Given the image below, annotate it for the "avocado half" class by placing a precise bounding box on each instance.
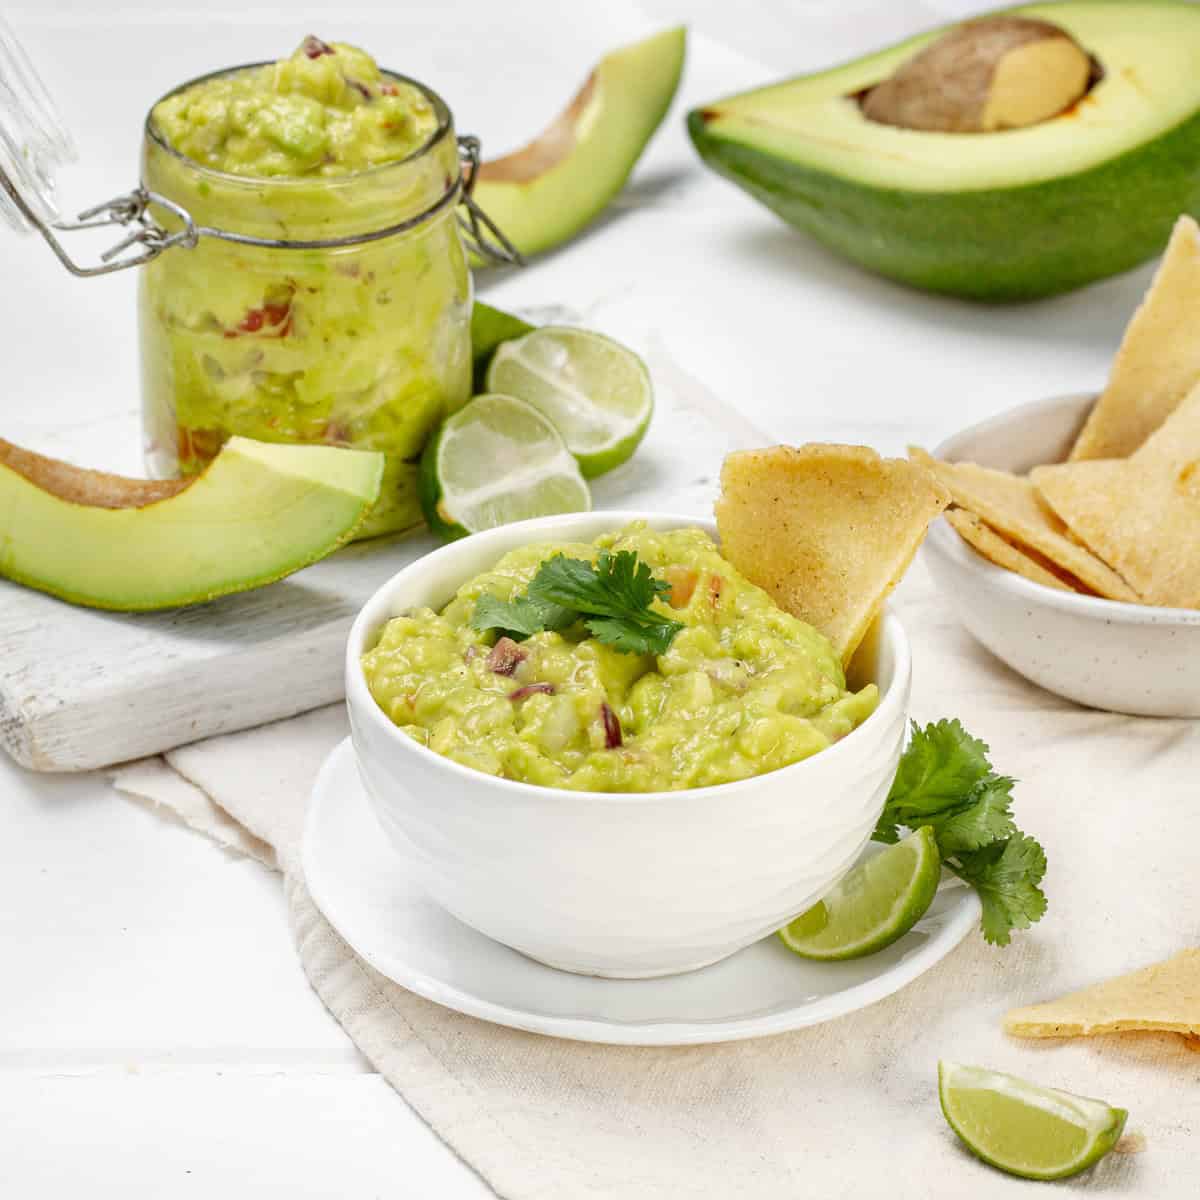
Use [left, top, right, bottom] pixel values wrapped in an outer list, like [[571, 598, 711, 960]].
[[0, 437, 383, 611], [472, 27, 686, 263], [688, 2, 1200, 300]]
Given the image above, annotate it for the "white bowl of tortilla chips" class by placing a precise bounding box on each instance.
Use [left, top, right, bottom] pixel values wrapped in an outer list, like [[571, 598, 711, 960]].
[[923, 391, 1200, 716], [921, 214, 1200, 716]]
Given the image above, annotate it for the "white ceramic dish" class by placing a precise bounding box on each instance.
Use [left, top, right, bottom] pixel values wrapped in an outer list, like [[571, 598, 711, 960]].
[[302, 739, 980, 1045], [345, 510, 911, 979], [924, 393, 1200, 717]]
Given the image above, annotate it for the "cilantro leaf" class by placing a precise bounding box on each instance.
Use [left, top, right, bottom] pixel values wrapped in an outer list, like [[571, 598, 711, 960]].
[[872, 812, 903, 845], [526, 551, 683, 655], [873, 719, 1047, 947], [469, 550, 683, 656], [929, 775, 1016, 856], [583, 613, 682, 657], [529, 551, 673, 619], [948, 833, 1047, 947], [470, 593, 575, 641], [878, 718, 992, 833]]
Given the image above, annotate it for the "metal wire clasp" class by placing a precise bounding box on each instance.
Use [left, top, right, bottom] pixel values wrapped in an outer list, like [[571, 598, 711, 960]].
[[457, 135, 524, 267], [2, 135, 522, 273], [0, 167, 197, 277]]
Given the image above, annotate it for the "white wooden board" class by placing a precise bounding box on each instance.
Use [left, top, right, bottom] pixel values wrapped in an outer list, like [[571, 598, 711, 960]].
[[0, 340, 764, 771]]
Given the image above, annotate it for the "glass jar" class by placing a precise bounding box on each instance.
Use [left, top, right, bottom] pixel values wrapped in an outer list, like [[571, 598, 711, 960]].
[[138, 67, 473, 539]]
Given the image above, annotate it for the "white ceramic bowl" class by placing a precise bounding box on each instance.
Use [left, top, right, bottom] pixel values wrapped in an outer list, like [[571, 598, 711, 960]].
[[924, 393, 1200, 717], [345, 511, 911, 979]]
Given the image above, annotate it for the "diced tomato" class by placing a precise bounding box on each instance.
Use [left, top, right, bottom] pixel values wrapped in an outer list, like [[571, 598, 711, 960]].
[[663, 565, 698, 609], [225, 297, 294, 339]]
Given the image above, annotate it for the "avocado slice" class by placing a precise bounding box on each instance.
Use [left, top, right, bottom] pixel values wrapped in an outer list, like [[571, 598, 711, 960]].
[[688, 2, 1200, 300], [0, 437, 384, 611], [472, 27, 686, 263]]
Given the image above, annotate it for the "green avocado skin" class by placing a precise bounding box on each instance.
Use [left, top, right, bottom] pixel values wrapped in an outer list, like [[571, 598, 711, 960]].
[[688, 107, 1200, 301]]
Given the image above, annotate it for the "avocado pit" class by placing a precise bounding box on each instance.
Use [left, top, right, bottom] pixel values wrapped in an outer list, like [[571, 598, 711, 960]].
[[859, 16, 1097, 133]]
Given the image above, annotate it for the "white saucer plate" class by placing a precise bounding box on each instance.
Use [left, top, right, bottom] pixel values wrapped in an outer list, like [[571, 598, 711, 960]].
[[302, 739, 981, 1046]]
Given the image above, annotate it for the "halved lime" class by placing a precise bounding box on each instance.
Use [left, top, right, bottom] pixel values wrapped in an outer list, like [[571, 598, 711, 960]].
[[778, 826, 940, 960], [939, 1061, 1128, 1181], [485, 326, 653, 478], [470, 301, 534, 392], [419, 393, 591, 542]]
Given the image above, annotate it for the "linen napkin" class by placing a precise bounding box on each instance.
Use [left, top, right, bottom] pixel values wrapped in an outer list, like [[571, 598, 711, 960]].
[[113, 567, 1199, 1199]]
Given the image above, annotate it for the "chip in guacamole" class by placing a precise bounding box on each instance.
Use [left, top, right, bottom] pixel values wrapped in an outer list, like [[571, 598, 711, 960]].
[[716, 444, 950, 664]]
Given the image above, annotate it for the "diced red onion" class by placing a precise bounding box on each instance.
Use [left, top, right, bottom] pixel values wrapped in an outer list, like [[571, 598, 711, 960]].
[[487, 637, 527, 676], [302, 35, 335, 58], [601, 702, 623, 749]]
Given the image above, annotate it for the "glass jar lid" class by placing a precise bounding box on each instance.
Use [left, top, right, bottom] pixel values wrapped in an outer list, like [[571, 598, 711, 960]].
[[0, 15, 75, 233]]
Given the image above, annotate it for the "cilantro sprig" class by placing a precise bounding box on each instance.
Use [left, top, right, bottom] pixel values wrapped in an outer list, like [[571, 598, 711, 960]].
[[472, 592, 575, 641], [874, 719, 1047, 946], [471, 550, 685, 656]]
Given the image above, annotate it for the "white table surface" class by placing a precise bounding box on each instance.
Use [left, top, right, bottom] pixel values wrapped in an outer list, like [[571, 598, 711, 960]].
[[0, 1, 1164, 1194]]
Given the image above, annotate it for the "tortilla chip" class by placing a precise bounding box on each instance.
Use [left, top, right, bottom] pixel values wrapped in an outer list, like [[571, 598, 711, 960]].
[[945, 508, 1081, 593], [715, 445, 949, 664], [1070, 215, 1200, 461], [1004, 949, 1200, 1038], [1034, 384, 1200, 608], [910, 449, 1139, 602]]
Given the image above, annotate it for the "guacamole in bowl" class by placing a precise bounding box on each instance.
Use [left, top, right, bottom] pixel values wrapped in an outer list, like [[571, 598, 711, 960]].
[[361, 522, 879, 791], [345, 510, 908, 977]]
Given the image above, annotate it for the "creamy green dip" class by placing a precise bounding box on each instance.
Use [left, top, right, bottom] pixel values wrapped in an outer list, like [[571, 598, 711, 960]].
[[140, 38, 470, 538], [362, 524, 879, 792], [151, 37, 440, 177]]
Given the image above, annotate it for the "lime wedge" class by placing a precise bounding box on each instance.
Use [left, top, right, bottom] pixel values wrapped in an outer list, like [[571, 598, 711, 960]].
[[939, 1061, 1128, 1181], [778, 826, 940, 960], [419, 393, 591, 541], [485, 326, 653, 478]]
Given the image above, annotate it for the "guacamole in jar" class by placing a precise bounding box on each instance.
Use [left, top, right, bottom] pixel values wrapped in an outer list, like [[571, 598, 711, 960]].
[[361, 524, 879, 792], [151, 37, 440, 177], [140, 37, 471, 538]]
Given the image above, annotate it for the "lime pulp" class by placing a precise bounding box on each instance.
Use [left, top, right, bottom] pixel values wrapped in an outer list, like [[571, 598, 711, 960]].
[[418, 392, 591, 541], [778, 826, 941, 961], [485, 326, 654, 478]]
